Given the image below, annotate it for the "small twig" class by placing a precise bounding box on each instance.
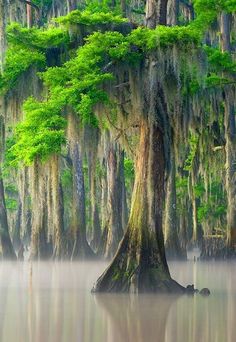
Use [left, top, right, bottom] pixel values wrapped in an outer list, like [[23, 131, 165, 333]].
[[102, 61, 114, 72], [114, 82, 130, 88], [212, 146, 224, 152]]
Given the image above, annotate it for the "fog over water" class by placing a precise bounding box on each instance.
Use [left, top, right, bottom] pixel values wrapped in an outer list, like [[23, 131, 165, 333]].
[[0, 257, 235, 342]]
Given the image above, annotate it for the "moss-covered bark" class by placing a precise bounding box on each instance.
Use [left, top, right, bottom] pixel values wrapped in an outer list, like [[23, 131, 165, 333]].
[[51, 154, 65, 259], [93, 120, 184, 293], [67, 114, 95, 259], [30, 159, 48, 260], [224, 98, 236, 254], [164, 141, 186, 259], [103, 142, 124, 259]]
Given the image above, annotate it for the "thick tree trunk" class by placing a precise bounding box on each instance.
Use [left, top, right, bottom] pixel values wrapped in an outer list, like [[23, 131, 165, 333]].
[[93, 120, 184, 293], [224, 99, 236, 252], [220, 13, 236, 254]]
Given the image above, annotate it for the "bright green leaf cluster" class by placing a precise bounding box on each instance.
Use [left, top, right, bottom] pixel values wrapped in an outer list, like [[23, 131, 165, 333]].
[[184, 134, 199, 171], [0, 47, 45, 95], [8, 97, 67, 165], [55, 9, 127, 26], [7, 22, 70, 50]]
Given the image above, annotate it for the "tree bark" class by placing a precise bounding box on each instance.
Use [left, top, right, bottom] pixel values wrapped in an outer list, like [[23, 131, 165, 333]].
[[0, 172, 17, 259], [167, 0, 179, 26], [102, 142, 124, 259], [89, 149, 102, 252], [220, 12, 236, 254], [220, 12, 231, 52], [120, 150, 128, 231], [145, 0, 168, 28], [0, 0, 7, 72], [51, 155, 65, 259], [164, 143, 185, 259], [0, 99, 16, 260], [13, 201, 22, 251], [93, 120, 184, 293], [120, 0, 126, 17], [224, 98, 236, 252], [70, 141, 95, 259], [30, 159, 48, 260]]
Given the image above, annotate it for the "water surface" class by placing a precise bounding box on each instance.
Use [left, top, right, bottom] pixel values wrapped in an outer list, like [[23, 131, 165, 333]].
[[0, 259, 235, 342]]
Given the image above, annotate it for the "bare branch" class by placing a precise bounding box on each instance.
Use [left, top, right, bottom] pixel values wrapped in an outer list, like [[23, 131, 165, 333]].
[[114, 82, 130, 88]]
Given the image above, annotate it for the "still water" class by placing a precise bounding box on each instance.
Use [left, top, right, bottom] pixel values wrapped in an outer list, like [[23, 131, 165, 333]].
[[0, 258, 235, 342]]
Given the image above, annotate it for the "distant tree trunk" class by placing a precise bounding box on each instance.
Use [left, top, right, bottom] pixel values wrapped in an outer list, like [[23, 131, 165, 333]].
[[167, 0, 179, 25], [146, 0, 168, 28], [67, 114, 94, 259], [101, 157, 108, 230], [26, 0, 33, 28], [13, 201, 22, 251], [189, 172, 203, 246], [179, 211, 188, 252], [164, 143, 185, 259], [66, 0, 77, 12], [102, 143, 123, 259], [220, 12, 231, 52], [93, 120, 184, 293], [121, 0, 126, 17], [51, 155, 65, 259], [90, 150, 102, 252], [70, 142, 95, 259], [0, 172, 17, 260], [0, 0, 7, 72], [30, 159, 48, 260], [120, 151, 128, 230], [0, 101, 16, 260]]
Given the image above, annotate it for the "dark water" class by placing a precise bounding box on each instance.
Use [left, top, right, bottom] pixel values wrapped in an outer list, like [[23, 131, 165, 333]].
[[0, 258, 235, 342]]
